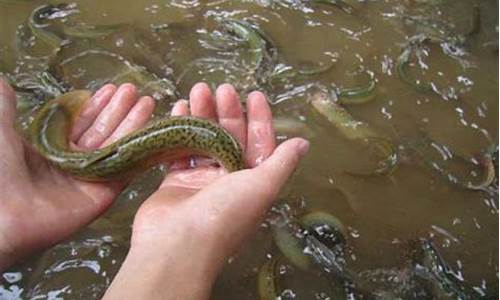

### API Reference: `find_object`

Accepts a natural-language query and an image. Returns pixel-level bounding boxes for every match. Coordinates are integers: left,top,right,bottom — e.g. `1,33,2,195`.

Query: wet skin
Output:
30,90,244,180
0,80,308,300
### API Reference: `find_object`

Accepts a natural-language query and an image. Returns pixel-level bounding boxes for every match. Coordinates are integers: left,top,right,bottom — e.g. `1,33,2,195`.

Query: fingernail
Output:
93,85,113,98
0,79,14,98
192,82,210,91
296,139,310,157
178,99,189,106
118,83,137,94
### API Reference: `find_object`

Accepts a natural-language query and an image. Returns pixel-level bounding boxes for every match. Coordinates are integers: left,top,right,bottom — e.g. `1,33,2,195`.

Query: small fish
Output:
28,90,245,181
310,90,398,175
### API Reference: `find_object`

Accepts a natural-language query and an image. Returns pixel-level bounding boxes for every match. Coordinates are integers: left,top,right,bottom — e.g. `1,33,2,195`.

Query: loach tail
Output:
54,90,92,121
52,90,118,169
28,90,93,158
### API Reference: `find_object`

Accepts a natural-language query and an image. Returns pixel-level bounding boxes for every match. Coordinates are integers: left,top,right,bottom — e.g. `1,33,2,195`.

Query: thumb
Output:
254,137,309,189
0,78,16,128
0,79,29,174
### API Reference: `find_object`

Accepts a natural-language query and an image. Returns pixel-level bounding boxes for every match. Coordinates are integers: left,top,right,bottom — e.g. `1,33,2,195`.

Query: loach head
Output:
301,211,347,254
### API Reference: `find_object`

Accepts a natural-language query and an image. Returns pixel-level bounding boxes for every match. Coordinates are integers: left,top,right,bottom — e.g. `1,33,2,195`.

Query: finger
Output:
0,79,28,171
171,99,190,116
245,91,276,167
102,96,155,147
189,82,217,121
77,83,138,149
169,99,191,169
189,83,218,168
0,79,16,128
191,157,218,168
182,139,308,253
215,84,246,150
70,84,116,142
253,138,309,189
70,179,124,209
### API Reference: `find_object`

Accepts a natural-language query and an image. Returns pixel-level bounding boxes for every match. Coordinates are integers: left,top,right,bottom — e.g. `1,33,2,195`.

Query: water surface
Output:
0,0,498,299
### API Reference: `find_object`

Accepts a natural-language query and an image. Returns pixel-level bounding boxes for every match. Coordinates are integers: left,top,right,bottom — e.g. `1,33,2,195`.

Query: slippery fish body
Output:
310,90,398,175
29,90,245,181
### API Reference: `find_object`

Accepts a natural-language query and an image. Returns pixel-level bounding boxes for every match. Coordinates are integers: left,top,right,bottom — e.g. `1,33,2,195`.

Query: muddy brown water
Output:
0,0,498,299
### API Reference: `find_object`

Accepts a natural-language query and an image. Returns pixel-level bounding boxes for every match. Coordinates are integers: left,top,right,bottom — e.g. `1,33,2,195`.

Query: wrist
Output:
0,244,13,272
0,220,19,272
129,242,221,282
104,239,219,300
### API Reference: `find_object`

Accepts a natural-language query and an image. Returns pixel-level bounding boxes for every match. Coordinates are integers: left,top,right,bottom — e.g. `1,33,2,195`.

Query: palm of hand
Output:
0,82,155,265
130,83,279,254
158,82,276,191
0,79,306,273
128,83,308,279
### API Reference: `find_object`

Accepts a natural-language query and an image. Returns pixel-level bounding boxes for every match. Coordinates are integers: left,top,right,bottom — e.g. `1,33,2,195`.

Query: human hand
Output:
0,80,156,270
104,83,309,300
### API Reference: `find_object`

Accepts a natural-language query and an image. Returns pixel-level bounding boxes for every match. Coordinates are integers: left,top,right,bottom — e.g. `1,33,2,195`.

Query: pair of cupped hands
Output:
0,79,308,299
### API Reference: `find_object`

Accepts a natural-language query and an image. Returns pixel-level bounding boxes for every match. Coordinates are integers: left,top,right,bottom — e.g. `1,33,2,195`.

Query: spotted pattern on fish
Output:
29,90,245,181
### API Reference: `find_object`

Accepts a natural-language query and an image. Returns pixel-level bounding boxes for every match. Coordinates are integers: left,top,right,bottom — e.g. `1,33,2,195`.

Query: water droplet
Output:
348,227,360,238
127,190,139,200
2,272,22,284
115,38,124,48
